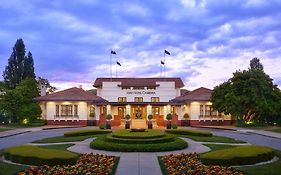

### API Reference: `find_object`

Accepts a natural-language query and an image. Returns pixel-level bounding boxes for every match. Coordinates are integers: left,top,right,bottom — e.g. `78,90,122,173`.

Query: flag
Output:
164,50,170,55
161,60,165,65
117,61,121,66
111,50,116,55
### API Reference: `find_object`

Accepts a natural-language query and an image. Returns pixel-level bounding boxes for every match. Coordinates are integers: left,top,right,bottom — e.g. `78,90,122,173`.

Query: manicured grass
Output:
64,129,111,137
39,144,75,151
203,144,239,152
200,145,274,166
0,128,12,132
106,134,175,144
165,129,213,137
267,127,281,134
33,135,97,143
112,129,165,139
184,135,246,143
4,145,79,166
238,150,281,175
0,149,27,175
91,135,188,152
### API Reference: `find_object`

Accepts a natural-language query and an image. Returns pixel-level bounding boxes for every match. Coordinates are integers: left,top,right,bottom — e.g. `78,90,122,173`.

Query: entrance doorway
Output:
131,106,147,119
118,107,126,119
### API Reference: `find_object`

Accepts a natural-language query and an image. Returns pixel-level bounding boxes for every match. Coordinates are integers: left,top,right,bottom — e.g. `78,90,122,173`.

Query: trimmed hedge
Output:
165,129,213,137
91,136,188,152
4,145,78,166
112,129,165,139
64,129,112,137
105,134,175,144
200,145,275,166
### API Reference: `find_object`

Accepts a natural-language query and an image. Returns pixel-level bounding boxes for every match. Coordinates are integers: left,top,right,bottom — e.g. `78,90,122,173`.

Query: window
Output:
118,107,126,119
55,105,59,116
147,87,156,90
210,106,217,116
74,105,78,116
118,97,127,102
151,97,160,102
171,106,176,115
133,87,144,90
122,87,131,90
134,97,143,102
200,105,204,116
152,107,160,115
61,105,72,116
205,105,211,116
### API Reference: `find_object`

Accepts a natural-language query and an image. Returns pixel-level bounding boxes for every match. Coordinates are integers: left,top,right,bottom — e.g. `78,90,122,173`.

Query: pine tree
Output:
3,38,36,88
23,52,36,79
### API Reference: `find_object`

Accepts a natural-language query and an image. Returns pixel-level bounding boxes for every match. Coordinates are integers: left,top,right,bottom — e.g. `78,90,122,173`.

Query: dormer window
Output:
133,87,144,90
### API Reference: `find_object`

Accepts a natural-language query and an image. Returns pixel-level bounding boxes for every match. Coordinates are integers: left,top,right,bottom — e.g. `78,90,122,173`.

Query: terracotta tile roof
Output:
93,77,184,88
34,87,107,102
170,87,212,103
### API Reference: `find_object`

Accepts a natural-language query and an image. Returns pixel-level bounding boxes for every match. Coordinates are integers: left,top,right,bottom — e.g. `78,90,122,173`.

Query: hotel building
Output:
34,77,234,127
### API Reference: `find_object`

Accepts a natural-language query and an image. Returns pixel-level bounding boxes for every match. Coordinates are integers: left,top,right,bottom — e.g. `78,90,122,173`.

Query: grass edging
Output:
64,129,112,137
157,156,168,175
165,129,213,137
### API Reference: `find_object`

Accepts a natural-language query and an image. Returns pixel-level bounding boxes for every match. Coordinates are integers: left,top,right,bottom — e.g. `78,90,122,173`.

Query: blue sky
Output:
0,0,281,90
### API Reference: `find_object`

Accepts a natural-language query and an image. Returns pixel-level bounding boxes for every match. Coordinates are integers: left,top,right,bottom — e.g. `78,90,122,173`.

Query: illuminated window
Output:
134,97,143,102
200,105,204,116
61,105,72,116
118,97,127,102
147,87,156,90
74,105,78,116
133,87,144,90
152,107,160,115
55,105,59,116
151,97,160,102
121,87,131,90
205,105,211,116
171,106,176,114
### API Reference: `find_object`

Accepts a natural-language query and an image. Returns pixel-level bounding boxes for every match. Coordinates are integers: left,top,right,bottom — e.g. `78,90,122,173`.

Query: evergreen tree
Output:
23,52,36,79
3,38,36,88
250,57,264,70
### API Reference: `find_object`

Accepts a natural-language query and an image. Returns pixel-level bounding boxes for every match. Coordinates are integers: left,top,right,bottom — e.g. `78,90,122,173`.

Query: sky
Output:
0,0,281,90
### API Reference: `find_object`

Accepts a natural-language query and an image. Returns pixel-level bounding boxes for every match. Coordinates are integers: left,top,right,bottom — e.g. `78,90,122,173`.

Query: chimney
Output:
40,84,47,96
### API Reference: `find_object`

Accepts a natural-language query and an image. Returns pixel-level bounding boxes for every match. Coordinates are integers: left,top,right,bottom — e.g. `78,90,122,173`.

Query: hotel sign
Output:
126,91,156,95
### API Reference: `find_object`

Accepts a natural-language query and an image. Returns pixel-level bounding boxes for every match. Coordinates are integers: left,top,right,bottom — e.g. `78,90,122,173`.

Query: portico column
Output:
126,105,131,115
106,105,111,115
95,105,100,120
163,106,167,119
147,105,152,118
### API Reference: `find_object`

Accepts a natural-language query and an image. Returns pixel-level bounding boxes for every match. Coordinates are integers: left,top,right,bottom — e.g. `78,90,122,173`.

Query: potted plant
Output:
183,113,190,126
125,114,130,129
166,113,172,129
147,114,153,129
106,114,112,129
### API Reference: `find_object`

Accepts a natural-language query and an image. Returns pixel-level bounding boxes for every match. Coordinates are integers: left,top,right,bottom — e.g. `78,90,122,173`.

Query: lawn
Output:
0,149,27,175
203,144,239,151
39,144,75,151
183,135,246,143
32,135,96,143
0,128,12,132
267,127,281,134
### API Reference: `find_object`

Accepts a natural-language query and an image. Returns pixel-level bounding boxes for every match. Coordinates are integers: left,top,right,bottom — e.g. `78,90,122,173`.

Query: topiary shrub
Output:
64,129,112,137
165,129,213,137
125,114,130,120
106,114,112,120
183,113,189,119
4,145,78,166
200,145,275,166
148,114,153,120
99,124,106,129
171,124,178,129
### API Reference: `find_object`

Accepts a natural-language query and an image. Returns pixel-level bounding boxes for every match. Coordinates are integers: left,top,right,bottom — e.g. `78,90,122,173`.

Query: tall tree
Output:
211,59,281,123
38,77,57,94
250,57,263,70
3,38,36,88
23,52,36,79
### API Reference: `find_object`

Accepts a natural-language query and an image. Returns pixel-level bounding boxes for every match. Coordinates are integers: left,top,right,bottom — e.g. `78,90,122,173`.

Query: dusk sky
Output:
1,0,281,90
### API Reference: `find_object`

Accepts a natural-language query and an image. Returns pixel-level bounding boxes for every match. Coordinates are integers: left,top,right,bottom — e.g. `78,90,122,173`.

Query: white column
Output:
163,106,167,120
106,105,111,115
95,105,100,120
147,105,152,116
126,105,131,115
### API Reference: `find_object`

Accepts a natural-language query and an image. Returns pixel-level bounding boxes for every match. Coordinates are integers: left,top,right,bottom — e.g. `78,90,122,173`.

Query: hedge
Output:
165,129,213,137
91,136,188,152
4,145,78,166
64,129,112,137
105,134,175,144
112,129,165,139
200,145,274,166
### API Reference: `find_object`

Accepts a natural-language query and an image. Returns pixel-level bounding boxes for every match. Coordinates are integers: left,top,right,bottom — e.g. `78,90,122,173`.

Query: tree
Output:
37,77,57,94
3,39,36,89
211,60,281,123
0,78,41,123
250,57,263,70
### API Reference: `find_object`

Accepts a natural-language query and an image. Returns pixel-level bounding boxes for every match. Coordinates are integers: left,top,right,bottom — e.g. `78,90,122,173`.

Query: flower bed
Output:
64,129,112,137
165,129,213,137
4,145,78,166
18,153,118,175
159,153,244,175
200,145,275,166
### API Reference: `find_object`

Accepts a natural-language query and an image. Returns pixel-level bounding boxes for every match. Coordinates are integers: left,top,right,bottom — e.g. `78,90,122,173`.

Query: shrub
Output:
171,124,178,129
166,113,172,120
4,145,78,166
148,114,153,120
89,112,95,117
105,134,175,144
91,136,187,152
64,129,111,137
183,113,189,119
165,129,213,137
200,145,274,166
106,114,112,120
99,124,106,129
125,114,130,120
112,129,165,139
18,153,118,175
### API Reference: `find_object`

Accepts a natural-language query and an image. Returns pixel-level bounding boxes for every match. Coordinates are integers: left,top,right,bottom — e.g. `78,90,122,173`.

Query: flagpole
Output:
116,57,117,77
163,49,166,77
110,50,112,81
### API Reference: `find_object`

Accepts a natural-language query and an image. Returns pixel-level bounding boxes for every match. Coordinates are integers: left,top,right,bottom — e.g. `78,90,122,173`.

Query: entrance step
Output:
131,119,146,129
